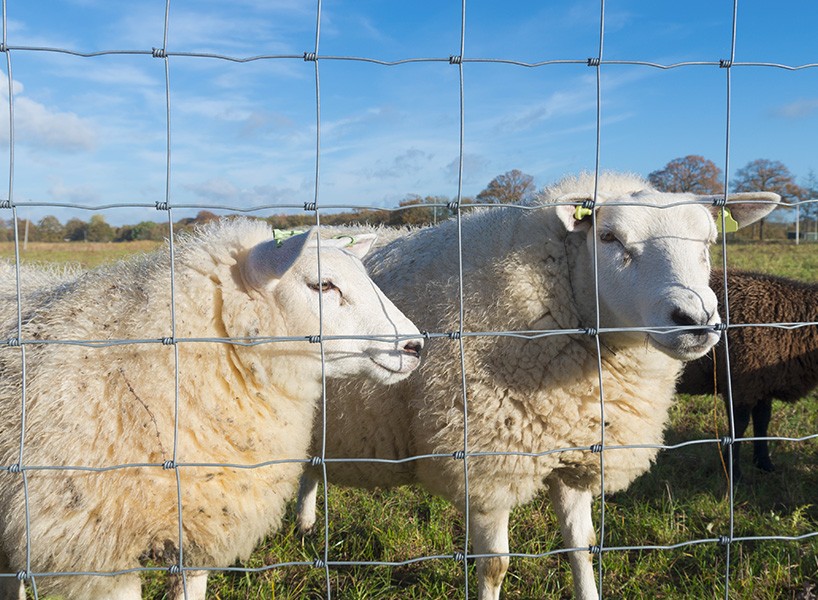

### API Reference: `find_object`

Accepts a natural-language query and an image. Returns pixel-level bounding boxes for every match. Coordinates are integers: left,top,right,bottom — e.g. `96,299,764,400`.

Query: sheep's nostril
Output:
671,308,699,327
403,341,422,358
671,308,712,338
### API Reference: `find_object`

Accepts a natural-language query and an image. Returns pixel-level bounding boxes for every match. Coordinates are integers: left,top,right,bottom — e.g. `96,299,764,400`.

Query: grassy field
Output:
5,239,817,599
0,240,162,269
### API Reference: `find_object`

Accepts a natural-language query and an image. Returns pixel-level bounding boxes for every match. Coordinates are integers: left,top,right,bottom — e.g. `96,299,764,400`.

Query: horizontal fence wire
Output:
0,1,816,599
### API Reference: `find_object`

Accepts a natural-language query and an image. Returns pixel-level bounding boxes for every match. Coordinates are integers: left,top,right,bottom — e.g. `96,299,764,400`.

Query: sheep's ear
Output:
554,192,597,233
702,192,781,230
243,227,316,290
323,233,377,259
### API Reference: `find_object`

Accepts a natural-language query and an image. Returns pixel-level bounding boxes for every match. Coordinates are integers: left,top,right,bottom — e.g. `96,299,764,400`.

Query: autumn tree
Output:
64,218,88,241
732,159,804,239
86,214,114,242
36,215,65,242
476,169,535,204
648,155,723,194
390,195,448,227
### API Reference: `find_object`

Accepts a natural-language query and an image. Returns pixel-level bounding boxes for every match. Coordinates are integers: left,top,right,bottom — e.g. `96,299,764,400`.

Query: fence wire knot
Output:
718,535,731,545
446,200,460,212
152,47,167,59
714,322,728,332
307,335,321,344
162,460,176,470
15,570,28,581
304,201,317,212
8,463,21,474
719,59,732,68
588,545,602,555
590,443,603,453
167,564,181,575
720,436,733,448
313,558,326,569
452,551,465,562
584,327,598,337
155,201,170,211
303,52,317,62
0,44,7,54
452,450,466,460
420,330,432,340
448,55,462,65
309,456,324,467
6,338,20,347
587,57,601,67
711,195,727,207
161,337,175,346
0,199,12,209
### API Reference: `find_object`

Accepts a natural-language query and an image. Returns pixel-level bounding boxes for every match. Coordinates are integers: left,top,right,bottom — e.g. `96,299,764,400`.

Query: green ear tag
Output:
273,229,301,247
717,208,739,233
574,205,593,221
333,234,356,247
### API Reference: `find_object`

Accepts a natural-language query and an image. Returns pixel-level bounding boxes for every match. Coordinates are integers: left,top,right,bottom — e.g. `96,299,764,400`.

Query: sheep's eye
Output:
308,280,338,294
599,231,618,243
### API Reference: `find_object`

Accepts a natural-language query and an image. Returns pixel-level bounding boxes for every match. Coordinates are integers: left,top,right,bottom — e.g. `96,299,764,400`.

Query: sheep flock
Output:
0,172,803,600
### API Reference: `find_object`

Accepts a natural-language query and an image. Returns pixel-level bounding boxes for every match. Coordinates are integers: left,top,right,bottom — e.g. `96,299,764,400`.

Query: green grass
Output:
10,239,818,599
0,240,161,269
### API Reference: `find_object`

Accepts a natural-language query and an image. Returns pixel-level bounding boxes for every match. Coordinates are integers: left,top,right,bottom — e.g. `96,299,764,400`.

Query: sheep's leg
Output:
0,550,24,600
77,574,142,600
170,570,208,600
548,477,598,600
469,508,510,600
296,467,321,534
725,402,752,482
751,398,775,472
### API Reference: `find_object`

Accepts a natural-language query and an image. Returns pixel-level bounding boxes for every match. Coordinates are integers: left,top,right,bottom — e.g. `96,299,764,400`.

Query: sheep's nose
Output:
671,308,700,327
671,307,712,337
402,340,423,359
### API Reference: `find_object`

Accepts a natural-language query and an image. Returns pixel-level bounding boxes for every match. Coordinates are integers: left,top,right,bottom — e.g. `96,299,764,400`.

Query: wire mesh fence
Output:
1,1,817,599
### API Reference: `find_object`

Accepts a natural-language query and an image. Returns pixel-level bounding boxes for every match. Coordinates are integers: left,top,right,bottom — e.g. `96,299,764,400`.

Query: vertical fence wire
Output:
0,2,815,599
452,1,471,597
720,2,741,598
589,1,608,596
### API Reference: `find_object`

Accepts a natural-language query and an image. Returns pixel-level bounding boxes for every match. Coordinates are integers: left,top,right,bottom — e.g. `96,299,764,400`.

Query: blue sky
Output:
1,0,817,225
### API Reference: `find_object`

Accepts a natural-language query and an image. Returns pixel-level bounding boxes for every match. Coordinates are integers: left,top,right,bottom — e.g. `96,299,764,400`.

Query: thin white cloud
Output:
185,177,299,205
371,148,434,179
0,74,97,152
47,180,101,204
771,98,818,119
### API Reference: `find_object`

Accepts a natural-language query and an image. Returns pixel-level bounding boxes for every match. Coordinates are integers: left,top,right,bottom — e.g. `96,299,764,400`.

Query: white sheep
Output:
0,219,424,600
295,173,779,600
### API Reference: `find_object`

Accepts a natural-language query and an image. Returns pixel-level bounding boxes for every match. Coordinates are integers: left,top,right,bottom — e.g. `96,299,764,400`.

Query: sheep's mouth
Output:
648,329,721,361
368,351,421,377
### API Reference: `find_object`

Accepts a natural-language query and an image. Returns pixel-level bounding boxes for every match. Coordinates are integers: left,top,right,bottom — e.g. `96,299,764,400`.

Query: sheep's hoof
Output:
753,457,776,473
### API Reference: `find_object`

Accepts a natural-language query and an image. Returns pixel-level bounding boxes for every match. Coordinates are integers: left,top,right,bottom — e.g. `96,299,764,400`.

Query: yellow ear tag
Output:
716,208,739,233
574,205,593,221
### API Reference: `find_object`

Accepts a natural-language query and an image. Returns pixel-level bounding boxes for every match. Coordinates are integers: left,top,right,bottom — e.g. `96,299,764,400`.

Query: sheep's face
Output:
559,188,779,361
242,229,424,384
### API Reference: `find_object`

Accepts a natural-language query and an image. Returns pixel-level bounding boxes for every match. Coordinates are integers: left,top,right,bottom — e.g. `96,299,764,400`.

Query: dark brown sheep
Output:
677,269,818,481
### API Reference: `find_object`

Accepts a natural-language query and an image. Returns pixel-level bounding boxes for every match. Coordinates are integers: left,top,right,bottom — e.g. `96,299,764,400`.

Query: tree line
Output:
2,157,815,244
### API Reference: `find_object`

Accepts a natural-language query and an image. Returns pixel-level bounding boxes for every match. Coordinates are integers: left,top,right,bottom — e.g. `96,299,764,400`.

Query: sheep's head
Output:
240,228,423,384
557,188,779,361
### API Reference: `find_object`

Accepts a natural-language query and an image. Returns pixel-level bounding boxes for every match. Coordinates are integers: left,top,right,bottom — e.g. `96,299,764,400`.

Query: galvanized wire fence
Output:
1,1,817,599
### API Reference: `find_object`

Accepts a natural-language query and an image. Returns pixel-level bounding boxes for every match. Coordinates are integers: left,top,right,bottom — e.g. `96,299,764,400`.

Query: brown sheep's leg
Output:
751,398,776,472
0,549,24,600
725,402,752,482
